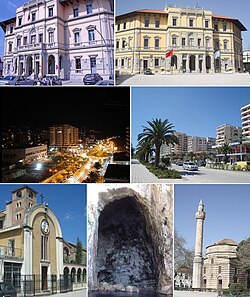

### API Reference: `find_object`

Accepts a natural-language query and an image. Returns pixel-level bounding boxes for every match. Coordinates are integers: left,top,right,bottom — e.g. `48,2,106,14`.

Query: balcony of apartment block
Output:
241,104,250,113
241,112,250,120
67,39,114,50
0,245,23,261
16,42,45,52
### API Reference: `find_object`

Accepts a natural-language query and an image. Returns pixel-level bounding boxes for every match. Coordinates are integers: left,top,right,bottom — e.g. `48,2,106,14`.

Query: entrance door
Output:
90,57,96,73
189,55,195,72
217,279,222,294
143,60,148,69
42,266,48,291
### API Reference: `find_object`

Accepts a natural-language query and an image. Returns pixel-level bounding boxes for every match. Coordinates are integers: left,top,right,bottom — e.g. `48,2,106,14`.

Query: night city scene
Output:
1,86,130,183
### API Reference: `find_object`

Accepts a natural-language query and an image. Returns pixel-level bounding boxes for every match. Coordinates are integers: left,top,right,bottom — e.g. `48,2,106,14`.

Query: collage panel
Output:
87,183,173,297
131,86,250,183
1,86,130,184
0,183,87,297
174,184,250,297
115,0,249,87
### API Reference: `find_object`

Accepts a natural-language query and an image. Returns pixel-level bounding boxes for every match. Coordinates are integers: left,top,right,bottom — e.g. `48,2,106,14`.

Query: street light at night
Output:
88,25,113,79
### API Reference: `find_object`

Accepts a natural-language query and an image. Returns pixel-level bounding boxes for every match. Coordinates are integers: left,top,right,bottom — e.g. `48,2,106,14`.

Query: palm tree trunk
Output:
155,145,161,166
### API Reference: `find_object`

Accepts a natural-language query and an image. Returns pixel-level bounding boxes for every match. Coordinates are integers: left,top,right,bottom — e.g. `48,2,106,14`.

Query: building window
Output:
48,32,54,43
17,38,21,47
223,23,227,31
155,19,160,28
117,24,120,31
10,26,13,34
154,58,159,67
75,58,81,70
8,43,12,52
115,59,118,67
198,38,201,47
204,266,206,274
172,36,177,46
48,7,53,17
224,40,228,50
23,36,27,45
205,20,209,28
123,23,126,30
109,0,114,12
205,38,210,48
41,235,48,260
235,268,238,274
214,22,218,31
0,220,3,230
215,40,220,50
121,59,124,67
182,38,185,46
218,266,221,274
74,32,80,43
86,4,92,14
144,38,149,49
189,37,194,46
189,19,194,27
144,18,149,27
88,29,95,42
8,239,15,256
155,38,160,48
122,40,126,48
39,34,43,43
31,12,36,22
173,18,177,26
31,34,36,44
211,258,214,264
18,17,22,26
29,203,32,207
116,40,119,49
73,7,79,17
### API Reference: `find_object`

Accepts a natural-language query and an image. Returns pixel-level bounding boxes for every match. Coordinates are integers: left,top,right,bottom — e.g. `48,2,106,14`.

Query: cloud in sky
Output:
63,212,75,221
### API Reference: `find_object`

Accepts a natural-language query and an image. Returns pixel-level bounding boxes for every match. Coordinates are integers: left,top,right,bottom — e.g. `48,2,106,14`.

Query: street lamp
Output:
89,25,113,79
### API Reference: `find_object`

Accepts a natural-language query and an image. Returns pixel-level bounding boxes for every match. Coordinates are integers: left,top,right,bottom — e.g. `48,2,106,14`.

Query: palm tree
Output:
137,118,179,166
136,138,155,162
219,143,232,164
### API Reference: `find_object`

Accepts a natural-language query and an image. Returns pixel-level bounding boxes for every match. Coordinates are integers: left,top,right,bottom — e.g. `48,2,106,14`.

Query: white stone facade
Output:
1,0,114,80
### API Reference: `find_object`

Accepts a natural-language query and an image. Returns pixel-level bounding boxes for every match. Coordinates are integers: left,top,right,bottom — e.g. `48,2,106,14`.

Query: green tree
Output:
219,143,232,164
136,139,155,162
236,237,250,273
76,237,83,264
137,118,179,167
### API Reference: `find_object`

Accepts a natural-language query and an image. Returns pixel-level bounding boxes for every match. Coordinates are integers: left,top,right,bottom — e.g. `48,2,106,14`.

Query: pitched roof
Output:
212,14,247,31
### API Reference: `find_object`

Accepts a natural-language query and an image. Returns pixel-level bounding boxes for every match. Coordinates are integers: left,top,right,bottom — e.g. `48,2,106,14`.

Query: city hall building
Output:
0,185,86,294
0,0,114,80
115,5,246,75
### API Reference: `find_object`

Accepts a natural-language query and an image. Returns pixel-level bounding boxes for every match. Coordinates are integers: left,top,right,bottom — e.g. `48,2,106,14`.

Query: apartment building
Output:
0,0,114,80
241,103,250,138
215,124,242,146
49,124,79,149
115,5,246,74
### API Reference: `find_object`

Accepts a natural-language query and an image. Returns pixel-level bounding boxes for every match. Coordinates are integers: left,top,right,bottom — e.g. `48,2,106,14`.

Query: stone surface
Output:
87,184,173,295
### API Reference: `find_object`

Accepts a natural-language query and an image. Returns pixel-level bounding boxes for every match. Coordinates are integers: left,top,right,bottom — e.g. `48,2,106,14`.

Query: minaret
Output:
192,199,206,289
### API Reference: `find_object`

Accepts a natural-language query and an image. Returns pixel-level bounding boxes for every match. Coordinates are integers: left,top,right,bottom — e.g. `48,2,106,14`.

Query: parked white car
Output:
183,161,198,171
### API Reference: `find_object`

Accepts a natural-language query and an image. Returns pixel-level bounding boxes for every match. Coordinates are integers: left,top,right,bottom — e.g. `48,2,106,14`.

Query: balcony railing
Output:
23,0,45,9
0,245,22,259
117,45,212,52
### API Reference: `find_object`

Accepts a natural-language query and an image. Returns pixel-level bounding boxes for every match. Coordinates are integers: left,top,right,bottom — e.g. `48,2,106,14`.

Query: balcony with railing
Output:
23,0,45,9
0,245,23,260
67,39,114,50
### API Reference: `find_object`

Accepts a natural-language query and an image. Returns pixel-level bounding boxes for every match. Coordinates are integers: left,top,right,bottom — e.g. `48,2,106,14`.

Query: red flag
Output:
166,49,173,58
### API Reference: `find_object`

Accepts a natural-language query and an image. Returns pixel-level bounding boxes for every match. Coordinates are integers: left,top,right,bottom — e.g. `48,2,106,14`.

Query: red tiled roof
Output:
212,14,247,31
212,14,236,20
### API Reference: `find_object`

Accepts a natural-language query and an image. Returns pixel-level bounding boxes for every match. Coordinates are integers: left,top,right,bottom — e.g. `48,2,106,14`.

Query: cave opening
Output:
97,196,157,291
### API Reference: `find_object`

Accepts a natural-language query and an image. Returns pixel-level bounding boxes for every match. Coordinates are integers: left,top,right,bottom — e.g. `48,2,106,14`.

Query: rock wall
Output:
87,184,173,295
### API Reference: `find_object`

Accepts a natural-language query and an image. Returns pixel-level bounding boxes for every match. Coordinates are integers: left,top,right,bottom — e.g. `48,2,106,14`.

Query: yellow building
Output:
115,5,247,74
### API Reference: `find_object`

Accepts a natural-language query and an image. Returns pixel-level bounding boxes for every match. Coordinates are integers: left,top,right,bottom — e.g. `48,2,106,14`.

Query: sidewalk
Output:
131,159,160,183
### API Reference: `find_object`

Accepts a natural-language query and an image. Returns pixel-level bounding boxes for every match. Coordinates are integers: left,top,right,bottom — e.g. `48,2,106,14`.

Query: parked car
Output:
175,161,183,166
183,161,198,171
0,282,17,297
144,68,153,75
95,79,114,86
83,73,103,85
38,75,62,86
0,75,38,86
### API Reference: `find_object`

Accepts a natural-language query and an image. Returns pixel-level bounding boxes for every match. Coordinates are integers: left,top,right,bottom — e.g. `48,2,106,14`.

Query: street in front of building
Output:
174,291,218,297
117,73,250,86
52,288,87,297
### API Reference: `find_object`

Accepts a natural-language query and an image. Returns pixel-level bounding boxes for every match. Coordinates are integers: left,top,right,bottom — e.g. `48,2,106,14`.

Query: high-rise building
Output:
49,124,79,149
241,103,250,138
215,124,242,146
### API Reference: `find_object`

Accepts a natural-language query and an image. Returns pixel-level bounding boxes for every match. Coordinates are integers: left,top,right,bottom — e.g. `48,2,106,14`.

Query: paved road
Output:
117,73,250,86
52,288,87,297
174,291,218,297
131,160,250,183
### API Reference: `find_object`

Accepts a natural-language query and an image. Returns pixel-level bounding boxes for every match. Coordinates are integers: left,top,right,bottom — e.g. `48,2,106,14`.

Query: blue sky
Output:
131,87,250,148
0,184,87,247
174,184,250,254
116,0,250,50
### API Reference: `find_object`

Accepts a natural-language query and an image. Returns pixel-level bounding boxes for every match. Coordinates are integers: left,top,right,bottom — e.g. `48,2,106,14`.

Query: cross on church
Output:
40,194,45,204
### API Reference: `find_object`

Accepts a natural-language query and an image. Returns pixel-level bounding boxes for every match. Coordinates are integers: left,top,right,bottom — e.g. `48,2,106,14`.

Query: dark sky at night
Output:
1,86,130,137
